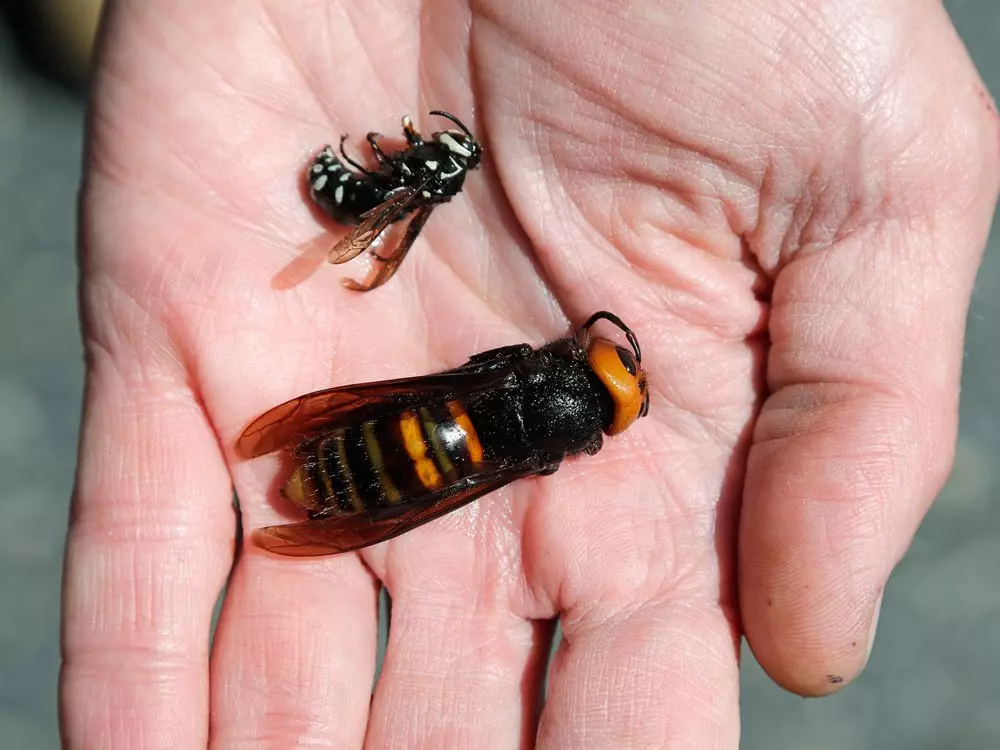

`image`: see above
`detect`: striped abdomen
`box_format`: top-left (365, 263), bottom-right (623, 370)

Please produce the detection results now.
top-left (307, 146), bottom-right (390, 224)
top-left (284, 399), bottom-right (486, 515)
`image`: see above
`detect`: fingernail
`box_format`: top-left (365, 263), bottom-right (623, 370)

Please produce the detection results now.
top-left (864, 591), bottom-right (885, 663)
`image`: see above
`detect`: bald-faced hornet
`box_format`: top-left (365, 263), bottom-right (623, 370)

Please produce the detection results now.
top-left (306, 111), bottom-right (482, 291)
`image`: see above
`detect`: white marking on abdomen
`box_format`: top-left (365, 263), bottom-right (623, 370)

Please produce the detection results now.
top-left (335, 185), bottom-right (344, 204)
top-left (312, 174), bottom-right (328, 191)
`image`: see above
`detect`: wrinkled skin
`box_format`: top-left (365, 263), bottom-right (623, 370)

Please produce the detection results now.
top-left (60, 0), bottom-right (999, 747)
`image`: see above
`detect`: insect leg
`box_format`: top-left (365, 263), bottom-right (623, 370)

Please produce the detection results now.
top-left (371, 202), bottom-right (432, 262)
top-left (341, 205), bottom-right (433, 292)
top-left (339, 134), bottom-right (374, 176)
top-left (401, 115), bottom-right (423, 146)
top-left (327, 185), bottom-right (424, 266)
top-left (366, 132), bottom-right (389, 165)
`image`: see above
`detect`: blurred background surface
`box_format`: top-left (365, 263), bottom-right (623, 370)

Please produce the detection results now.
top-left (0, 1), bottom-right (997, 747)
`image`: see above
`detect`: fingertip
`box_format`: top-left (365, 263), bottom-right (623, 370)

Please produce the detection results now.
top-left (737, 398), bottom-right (899, 694)
top-left (742, 577), bottom-right (884, 697)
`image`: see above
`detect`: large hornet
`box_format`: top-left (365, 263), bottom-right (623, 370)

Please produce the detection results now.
top-left (237, 312), bottom-right (651, 556)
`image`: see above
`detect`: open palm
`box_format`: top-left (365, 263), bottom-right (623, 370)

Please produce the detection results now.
top-left (61, 1), bottom-right (999, 747)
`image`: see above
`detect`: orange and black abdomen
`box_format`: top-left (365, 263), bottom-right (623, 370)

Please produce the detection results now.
top-left (286, 399), bottom-right (488, 515)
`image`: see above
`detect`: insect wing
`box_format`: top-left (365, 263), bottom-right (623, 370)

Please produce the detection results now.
top-left (236, 365), bottom-right (514, 459)
top-left (341, 204), bottom-right (434, 292)
top-left (327, 183), bottom-right (426, 265)
top-left (251, 460), bottom-right (542, 556)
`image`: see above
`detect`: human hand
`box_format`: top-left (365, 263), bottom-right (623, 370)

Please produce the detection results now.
top-left (61, 0), bottom-right (999, 747)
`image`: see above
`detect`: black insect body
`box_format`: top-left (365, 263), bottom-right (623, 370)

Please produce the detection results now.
top-left (306, 110), bottom-right (482, 291)
top-left (237, 311), bottom-right (651, 556)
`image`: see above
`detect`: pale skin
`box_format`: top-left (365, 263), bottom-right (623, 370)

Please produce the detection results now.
top-left (60, 0), bottom-right (999, 747)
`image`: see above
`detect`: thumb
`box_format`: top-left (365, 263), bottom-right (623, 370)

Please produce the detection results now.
top-left (738, 41), bottom-right (1000, 695)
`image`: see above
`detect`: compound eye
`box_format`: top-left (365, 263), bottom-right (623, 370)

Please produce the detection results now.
top-left (615, 346), bottom-right (637, 376)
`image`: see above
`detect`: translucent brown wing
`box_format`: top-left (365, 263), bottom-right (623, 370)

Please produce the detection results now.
top-left (236, 364), bottom-right (517, 459)
top-left (250, 459), bottom-right (544, 556)
top-left (341, 204), bottom-right (433, 292)
top-left (327, 182), bottom-right (428, 265)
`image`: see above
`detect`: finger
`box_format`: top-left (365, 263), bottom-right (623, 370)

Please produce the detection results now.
top-left (740, 24), bottom-right (1000, 693)
top-left (538, 602), bottom-right (740, 748)
top-left (60, 352), bottom-right (234, 748)
top-left (364, 554), bottom-right (552, 748)
top-left (739, 248), bottom-right (981, 694)
top-left (208, 549), bottom-right (379, 748)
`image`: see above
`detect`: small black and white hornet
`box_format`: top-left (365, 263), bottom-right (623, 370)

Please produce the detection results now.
top-left (306, 110), bottom-right (483, 291)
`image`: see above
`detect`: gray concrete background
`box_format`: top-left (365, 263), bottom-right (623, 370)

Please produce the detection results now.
top-left (0, 2), bottom-right (997, 747)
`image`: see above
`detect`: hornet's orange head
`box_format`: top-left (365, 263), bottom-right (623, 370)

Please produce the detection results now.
top-left (579, 311), bottom-right (650, 436)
